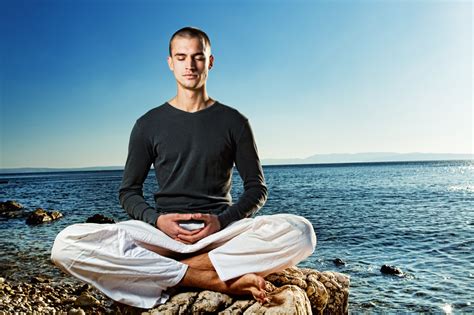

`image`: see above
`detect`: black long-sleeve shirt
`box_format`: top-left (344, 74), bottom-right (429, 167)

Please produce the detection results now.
top-left (118, 101), bottom-right (268, 228)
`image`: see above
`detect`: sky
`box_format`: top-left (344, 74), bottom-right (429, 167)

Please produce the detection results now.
top-left (1, 0), bottom-right (472, 168)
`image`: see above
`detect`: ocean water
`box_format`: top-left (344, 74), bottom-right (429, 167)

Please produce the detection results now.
top-left (0, 160), bottom-right (473, 313)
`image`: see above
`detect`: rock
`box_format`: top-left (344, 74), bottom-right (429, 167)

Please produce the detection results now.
top-left (30, 276), bottom-right (51, 284)
top-left (68, 308), bottom-right (86, 315)
top-left (265, 266), bottom-right (307, 289)
top-left (300, 268), bottom-right (350, 314)
top-left (0, 200), bottom-right (23, 212)
top-left (150, 292), bottom-right (198, 314)
top-left (218, 299), bottom-right (254, 314)
top-left (333, 258), bottom-right (346, 266)
top-left (50, 210), bottom-right (63, 220)
top-left (191, 291), bottom-right (233, 313)
top-left (74, 293), bottom-right (100, 307)
top-left (318, 271), bottom-right (350, 314)
top-left (73, 284), bottom-right (92, 296)
top-left (26, 208), bottom-right (63, 225)
top-left (305, 273), bottom-right (329, 315)
top-left (85, 214), bottom-right (116, 224)
top-left (243, 285), bottom-right (311, 315)
top-left (0, 200), bottom-right (25, 218)
top-left (0, 267), bottom-right (349, 314)
top-left (380, 264), bottom-right (403, 276)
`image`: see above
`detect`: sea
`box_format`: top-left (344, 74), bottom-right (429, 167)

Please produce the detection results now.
top-left (0, 160), bottom-right (473, 313)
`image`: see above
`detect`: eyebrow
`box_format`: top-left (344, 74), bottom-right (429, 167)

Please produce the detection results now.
top-left (174, 52), bottom-right (205, 57)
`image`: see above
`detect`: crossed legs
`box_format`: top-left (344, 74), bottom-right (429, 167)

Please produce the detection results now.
top-left (179, 252), bottom-right (267, 303)
top-left (51, 214), bottom-right (316, 308)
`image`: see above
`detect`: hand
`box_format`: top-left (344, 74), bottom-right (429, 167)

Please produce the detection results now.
top-left (176, 213), bottom-right (221, 244)
top-left (156, 213), bottom-right (204, 242)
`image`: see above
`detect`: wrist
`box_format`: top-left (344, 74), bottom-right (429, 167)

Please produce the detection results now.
top-left (155, 214), bottom-right (163, 229)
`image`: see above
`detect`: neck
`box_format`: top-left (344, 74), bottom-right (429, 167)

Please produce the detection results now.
top-left (169, 88), bottom-right (214, 113)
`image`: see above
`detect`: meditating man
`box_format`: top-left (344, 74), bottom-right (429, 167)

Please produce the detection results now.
top-left (51, 26), bottom-right (316, 309)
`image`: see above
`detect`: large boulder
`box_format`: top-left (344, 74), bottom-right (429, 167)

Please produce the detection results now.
top-left (243, 285), bottom-right (311, 315)
top-left (144, 266), bottom-right (350, 315)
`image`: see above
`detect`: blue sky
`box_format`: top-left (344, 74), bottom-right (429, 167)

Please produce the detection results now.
top-left (1, 0), bottom-right (472, 168)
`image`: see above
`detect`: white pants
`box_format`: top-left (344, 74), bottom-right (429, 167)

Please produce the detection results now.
top-left (51, 214), bottom-right (316, 308)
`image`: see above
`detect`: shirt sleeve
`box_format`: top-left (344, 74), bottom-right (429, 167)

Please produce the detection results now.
top-left (118, 120), bottom-right (159, 226)
top-left (217, 119), bottom-right (268, 228)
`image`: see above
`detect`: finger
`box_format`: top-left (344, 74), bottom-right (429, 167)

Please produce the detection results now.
top-left (193, 213), bottom-right (214, 223)
top-left (173, 213), bottom-right (194, 221)
top-left (178, 229), bottom-right (207, 243)
top-left (176, 225), bottom-right (202, 235)
top-left (177, 234), bottom-right (196, 244)
top-left (176, 227), bottom-right (203, 236)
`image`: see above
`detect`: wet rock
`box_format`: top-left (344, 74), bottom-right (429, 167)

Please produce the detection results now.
top-left (380, 264), bottom-right (403, 276)
top-left (333, 258), bottom-right (346, 266)
top-left (0, 200), bottom-right (25, 218)
top-left (86, 214), bottom-right (116, 224)
top-left (244, 285), bottom-right (311, 315)
top-left (50, 211), bottom-right (63, 220)
top-left (26, 208), bottom-right (63, 225)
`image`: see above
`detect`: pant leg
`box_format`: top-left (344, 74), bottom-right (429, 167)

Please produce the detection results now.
top-left (208, 214), bottom-right (317, 281)
top-left (50, 221), bottom-right (188, 309)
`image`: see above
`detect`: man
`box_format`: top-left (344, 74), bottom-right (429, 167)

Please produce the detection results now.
top-left (51, 26), bottom-right (316, 309)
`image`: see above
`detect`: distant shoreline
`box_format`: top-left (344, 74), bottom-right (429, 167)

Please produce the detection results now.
top-left (0, 158), bottom-right (472, 176)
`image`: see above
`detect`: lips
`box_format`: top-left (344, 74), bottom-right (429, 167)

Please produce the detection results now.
top-left (184, 75), bottom-right (197, 79)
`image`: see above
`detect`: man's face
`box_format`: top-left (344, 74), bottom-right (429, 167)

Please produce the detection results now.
top-left (167, 36), bottom-right (214, 91)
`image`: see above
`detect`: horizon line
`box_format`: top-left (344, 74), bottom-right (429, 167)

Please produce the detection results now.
top-left (1, 158), bottom-right (472, 175)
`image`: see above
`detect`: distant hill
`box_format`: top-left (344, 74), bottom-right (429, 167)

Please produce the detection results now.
top-left (1, 152), bottom-right (472, 174)
top-left (261, 152), bottom-right (473, 165)
top-left (0, 166), bottom-right (123, 174)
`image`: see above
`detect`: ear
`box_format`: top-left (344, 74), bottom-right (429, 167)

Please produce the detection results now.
top-left (208, 54), bottom-right (214, 70)
top-left (167, 56), bottom-right (174, 71)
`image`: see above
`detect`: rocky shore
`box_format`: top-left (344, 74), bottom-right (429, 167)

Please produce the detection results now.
top-left (0, 267), bottom-right (349, 314)
top-left (1, 201), bottom-right (350, 314)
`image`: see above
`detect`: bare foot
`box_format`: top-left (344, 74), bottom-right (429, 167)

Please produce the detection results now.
top-left (179, 268), bottom-right (268, 304)
top-left (226, 274), bottom-right (268, 303)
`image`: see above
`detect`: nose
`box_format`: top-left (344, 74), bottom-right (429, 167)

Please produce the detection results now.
top-left (185, 57), bottom-right (196, 70)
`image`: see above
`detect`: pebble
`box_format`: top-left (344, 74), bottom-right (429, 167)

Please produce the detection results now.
top-left (0, 278), bottom-right (113, 314)
top-left (74, 293), bottom-right (100, 307)
top-left (68, 308), bottom-right (86, 315)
